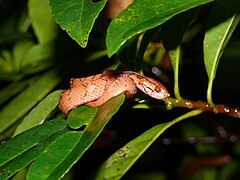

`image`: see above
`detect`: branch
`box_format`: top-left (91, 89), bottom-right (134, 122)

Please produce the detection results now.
top-left (166, 97), bottom-right (240, 118)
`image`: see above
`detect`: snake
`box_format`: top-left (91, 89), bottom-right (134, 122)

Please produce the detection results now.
top-left (59, 70), bottom-right (169, 115)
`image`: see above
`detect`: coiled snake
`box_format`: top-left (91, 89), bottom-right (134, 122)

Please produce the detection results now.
top-left (59, 70), bottom-right (169, 115)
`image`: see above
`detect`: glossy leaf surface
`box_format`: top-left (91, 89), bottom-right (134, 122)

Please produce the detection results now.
top-left (13, 90), bottom-right (63, 136)
top-left (49, 0), bottom-right (107, 47)
top-left (0, 68), bottom-right (61, 133)
top-left (28, 0), bottom-right (58, 43)
top-left (0, 119), bottom-right (68, 179)
top-left (106, 0), bottom-right (214, 57)
top-left (26, 94), bottom-right (125, 179)
top-left (94, 110), bottom-right (203, 179)
top-left (203, 0), bottom-right (240, 104)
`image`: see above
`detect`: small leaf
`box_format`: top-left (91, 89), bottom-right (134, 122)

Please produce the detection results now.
top-left (26, 94), bottom-right (125, 179)
top-left (13, 90), bottom-right (63, 136)
top-left (0, 119), bottom-right (68, 179)
top-left (106, 0), bottom-right (214, 57)
top-left (0, 68), bottom-right (61, 133)
top-left (203, 0), bottom-right (240, 105)
top-left (49, 0), bottom-right (107, 47)
top-left (28, 0), bottom-right (58, 43)
top-left (94, 110), bottom-right (203, 179)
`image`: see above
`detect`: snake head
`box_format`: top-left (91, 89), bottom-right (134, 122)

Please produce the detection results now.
top-left (136, 77), bottom-right (170, 100)
top-left (153, 84), bottom-right (170, 100)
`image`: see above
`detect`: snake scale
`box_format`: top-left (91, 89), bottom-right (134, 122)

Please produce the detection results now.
top-left (59, 70), bottom-right (169, 115)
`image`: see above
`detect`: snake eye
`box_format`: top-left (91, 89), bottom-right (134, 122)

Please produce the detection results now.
top-left (155, 86), bottom-right (162, 92)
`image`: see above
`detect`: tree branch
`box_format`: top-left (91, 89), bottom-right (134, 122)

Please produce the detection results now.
top-left (166, 97), bottom-right (240, 118)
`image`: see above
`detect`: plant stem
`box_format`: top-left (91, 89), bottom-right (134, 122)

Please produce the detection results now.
top-left (165, 97), bottom-right (240, 118)
top-left (207, 80), bottom-right (214, 106)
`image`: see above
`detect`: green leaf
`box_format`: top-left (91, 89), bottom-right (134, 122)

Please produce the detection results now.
top-left (203, 0), bottom-right (240, 105)
top-left (13, 40), bottom-right (55, 75)
top-left (106, 0), bottom-right (214, 57)
top-left (161, 10), bottom-right (196, 100)
top-left (13, 90), bottom-right (63, 136)
top-left (0, 79), bottom-right (29, 106)
top-left (135, 27), bottom-right (160, 71)
top-left (94, 110), bottom-right (203, 179)
top-left (168, 46), bottom-right (182, 99)
top-left (26, 94), bottom-right (125, 179)
top-left (67, 105), bottom-right (98, 129)
top-left (28, 0), bottom-right (58, 44)
top-left (49, 0), bottom-right (107, 47)
top-left (20, 41), bottom-right (55, 74)
top-left (117, 36), bottom-right (139, 70)
top-left (12, 39), bottom-right (34, 71)
top-left (0, 119), bottom-right (68, 179)
top-left (26, 131), bottom-right (83, 180)
top-left (220, 160), bottom-right (240, 180)
top-left (0, 68), bottom-right (61, 133)
top-left (0, 50), bottom-right (15, 74)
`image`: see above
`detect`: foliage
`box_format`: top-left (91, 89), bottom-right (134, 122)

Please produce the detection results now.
top-left (0, 0), bottom-right (240, 179)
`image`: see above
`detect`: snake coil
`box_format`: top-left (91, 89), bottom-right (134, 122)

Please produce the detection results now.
top-left (59, 70), bottom-right (169, 115)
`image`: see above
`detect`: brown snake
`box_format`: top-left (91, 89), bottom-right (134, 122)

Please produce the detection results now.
top-left (59, 70), bottom-right (169, 115)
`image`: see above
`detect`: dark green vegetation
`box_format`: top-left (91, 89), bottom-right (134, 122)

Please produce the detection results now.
top-left (0, 0), bottom-right (240, 179)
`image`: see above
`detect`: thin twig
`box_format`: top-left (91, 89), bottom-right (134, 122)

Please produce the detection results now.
top-left (166, 97), bottom-right (240, 118)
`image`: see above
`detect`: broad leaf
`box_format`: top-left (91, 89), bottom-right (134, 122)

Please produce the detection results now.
top-left (13, 40), bottom-right (34, 71)
top-left (49, 0), bottom-right (107, 47)
top-left (0, 79), bottom-right (29, 106)
top-left (26, 131), bottom-right (83, 180)
top-left (28, 0), bottom-right (58, 44)
top-left (0, 119), bottom-right (68, 179)
top-left (0, 68), bottom-right (61, 133)
top-left (94, 110), bottom-right (203, 179)
top-left (26, 94), bottom-right (125, 179)
top-left (13, 90), bottom-right (63, 136)
top-left (107, 0), bottom-right (214, 57)
top-left (20, 41), bottom-right (55, 74)
top-left (203, 0), bottom-right (240, 105)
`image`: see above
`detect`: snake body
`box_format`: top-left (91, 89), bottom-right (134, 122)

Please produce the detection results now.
top-left (59, 70), bottom-right (169, 115)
